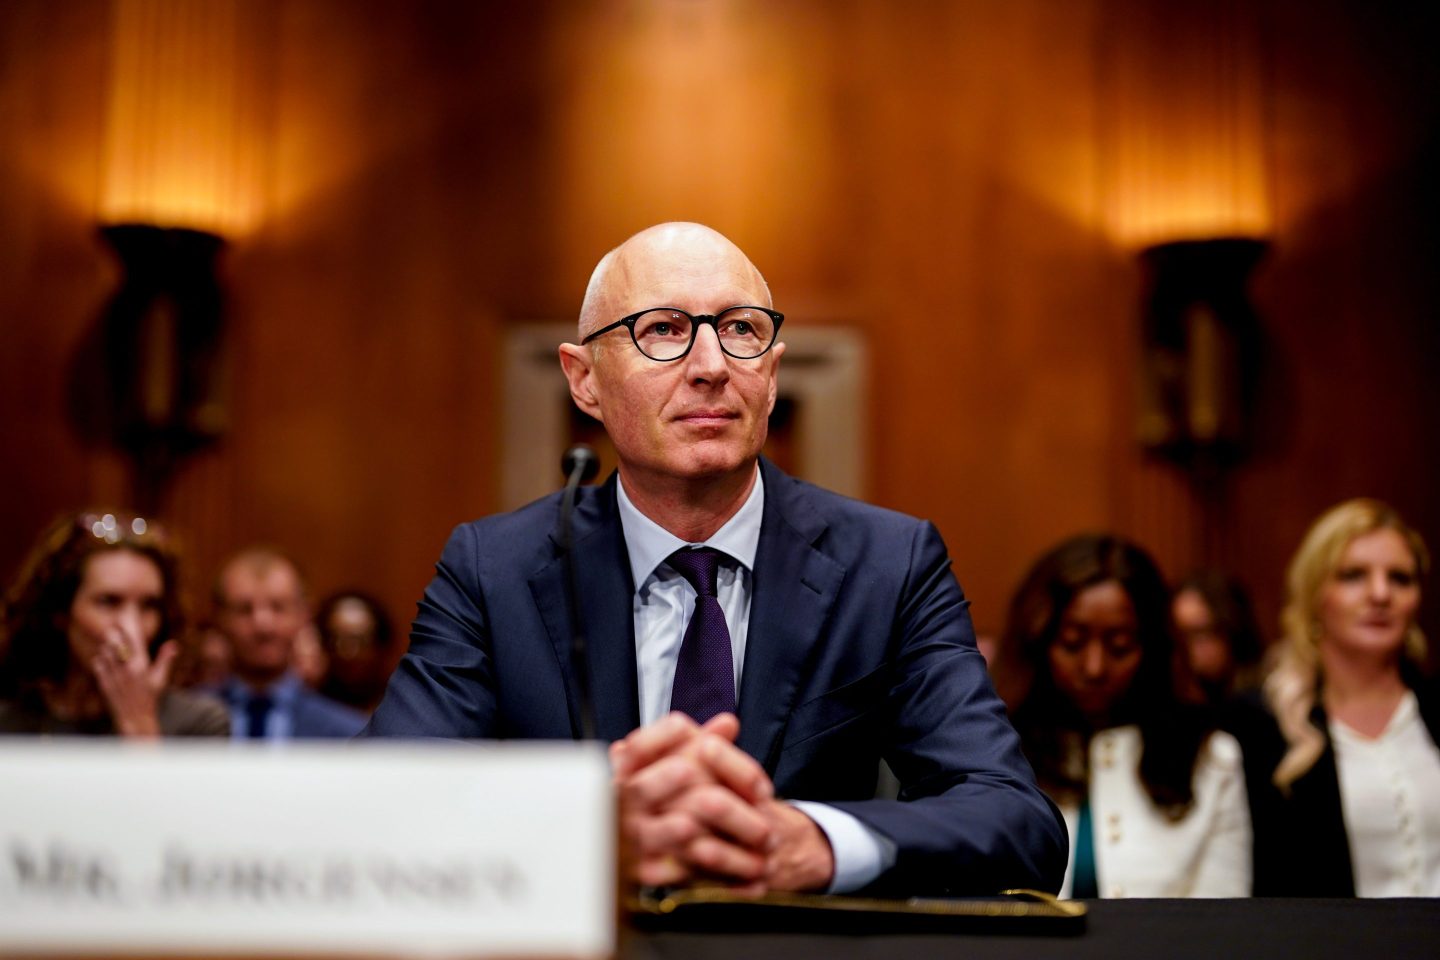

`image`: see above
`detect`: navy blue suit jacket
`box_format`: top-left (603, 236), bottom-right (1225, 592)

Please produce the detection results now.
top-left (365, 459), bottom-right (1066, 895)
top-left (290, 686), bottom-right (368, 739)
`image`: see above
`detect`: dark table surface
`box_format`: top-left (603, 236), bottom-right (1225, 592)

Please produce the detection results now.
top-left (622, 897), bottom-right (1440, 960)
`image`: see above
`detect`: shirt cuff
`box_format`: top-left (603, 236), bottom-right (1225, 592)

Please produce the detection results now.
top-left (789, 801), bottom-right (897, 894)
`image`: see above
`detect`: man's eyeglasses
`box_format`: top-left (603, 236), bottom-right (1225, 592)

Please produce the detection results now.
top-left (580, 306), bottom-right (784, 362)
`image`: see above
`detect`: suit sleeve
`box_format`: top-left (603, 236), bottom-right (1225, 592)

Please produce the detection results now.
top-left (827, 521), bottom-right (1069, 896)
top-left (361, 524), bottom-right (497, 738)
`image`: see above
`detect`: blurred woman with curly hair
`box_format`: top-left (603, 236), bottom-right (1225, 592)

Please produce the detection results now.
top-left (0, 511), bottom-right (228, 737)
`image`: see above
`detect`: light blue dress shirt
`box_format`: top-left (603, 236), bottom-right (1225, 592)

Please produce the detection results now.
top-left (616, 467), bottom-right (896, 892)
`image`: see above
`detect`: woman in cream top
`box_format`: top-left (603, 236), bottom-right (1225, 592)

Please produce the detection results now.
top-left (1063, 723), bottom-right (1249, 897)
top-left (996, 534), bottom-right (1251, 898)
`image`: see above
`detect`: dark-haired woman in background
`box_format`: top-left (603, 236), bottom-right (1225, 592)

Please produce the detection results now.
top-left (313, 590), bottom-right (398, 714)
top-left (998, 534), bottom-right (1250, 898)
top-left (0, 512), bottom-right (228, 737)
top-left (1257, 498), bottom-right (1438, 896)
top-left (1173, 569), bottom-right (1265, 704)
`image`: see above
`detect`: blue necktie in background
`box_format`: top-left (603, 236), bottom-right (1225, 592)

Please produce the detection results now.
top-left (245, 695), bottom-right (272, 739)
top-left (666, 547), bottom-right (735, 724)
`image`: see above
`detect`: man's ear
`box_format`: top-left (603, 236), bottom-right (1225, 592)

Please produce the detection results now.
top-left (558, 343), bottom-right (604, 422)
top-left (764, 340), bottom-right (785, 415)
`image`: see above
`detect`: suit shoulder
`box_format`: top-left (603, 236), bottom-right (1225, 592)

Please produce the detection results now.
top-left (295, 689), bottom-right (367, 737)
top-left (436, 490), bottom-right (574, 576)
top-left (447, 478), bottom-right (619, 545)
top-left (771, 469), bottom-right (931, 534)
top-left (451, 489), bottom-right (565, 540)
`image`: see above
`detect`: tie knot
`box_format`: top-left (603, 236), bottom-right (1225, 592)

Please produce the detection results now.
top-left (667, 547), bottom-right (723, 598)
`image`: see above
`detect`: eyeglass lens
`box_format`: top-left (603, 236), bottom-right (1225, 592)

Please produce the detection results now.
top-left (632, 307), bottom-right (776, 360)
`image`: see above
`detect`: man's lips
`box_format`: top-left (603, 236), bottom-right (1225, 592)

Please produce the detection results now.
top-left (674, 410), bottom-right (739, 425)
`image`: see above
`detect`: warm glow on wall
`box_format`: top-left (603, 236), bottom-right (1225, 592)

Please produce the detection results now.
top-left (99, 0), bottom-right (267, 236)
top-left (1099, 0), bottom-right (1272, 248)
top-left (547, 0), bottom-right (834, 273)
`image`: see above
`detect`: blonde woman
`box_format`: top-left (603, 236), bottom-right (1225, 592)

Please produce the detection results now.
top-left (1261, 498), bottom-right (1438, 896)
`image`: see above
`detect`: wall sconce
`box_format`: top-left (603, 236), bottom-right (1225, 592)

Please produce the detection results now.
top-left (95, 224), bottom-right (227, 512)
top-left (1137, 237), bottom-right (1268, 476)
top-left (72, 0), bottom-right (264, 510)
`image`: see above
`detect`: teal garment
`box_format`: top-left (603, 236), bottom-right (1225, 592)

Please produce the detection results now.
top-left (1072, 795), bottom-right (1099, 898)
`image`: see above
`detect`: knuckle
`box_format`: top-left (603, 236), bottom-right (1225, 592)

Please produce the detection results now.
top-left (691, 785), bottom-right (733, 821)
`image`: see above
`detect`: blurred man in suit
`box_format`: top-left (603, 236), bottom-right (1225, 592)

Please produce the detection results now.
top-left (214, 547), bottom-right (365, 740)
top-left (365, 222), bottom-right (1065, 896)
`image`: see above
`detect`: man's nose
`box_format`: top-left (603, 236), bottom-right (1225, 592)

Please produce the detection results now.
top-left (684, 322), bottom-right (730, 381)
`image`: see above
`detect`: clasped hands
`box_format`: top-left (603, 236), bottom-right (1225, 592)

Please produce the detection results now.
top-left (609, 711), bottom-right (835, 895)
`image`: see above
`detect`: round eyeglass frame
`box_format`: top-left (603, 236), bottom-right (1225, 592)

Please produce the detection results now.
top-left (580, 305), bottom-right (784, 361)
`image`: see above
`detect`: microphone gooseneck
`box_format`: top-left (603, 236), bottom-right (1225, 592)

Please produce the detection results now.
top-left (559, 444), bottom-right (599, 740)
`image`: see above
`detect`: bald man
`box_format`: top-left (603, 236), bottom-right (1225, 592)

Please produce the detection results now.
top-left (365, 223), bottom-right (1065, 897)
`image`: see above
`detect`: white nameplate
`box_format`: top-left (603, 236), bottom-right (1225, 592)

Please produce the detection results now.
top-left (0, 739), bottom-right (615, 958)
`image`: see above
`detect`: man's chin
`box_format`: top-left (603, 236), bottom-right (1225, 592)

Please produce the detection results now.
top-left (658, 449), bottom-right (758, 484)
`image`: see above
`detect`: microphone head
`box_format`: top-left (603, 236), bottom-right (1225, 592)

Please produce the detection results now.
top-left (561, 444), bottom-right (600, 484)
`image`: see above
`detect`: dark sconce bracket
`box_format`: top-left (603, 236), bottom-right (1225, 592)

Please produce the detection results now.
top-left (1137, 237), bottom-right (1268, 480)
top-left (89, 223), bottom-right (228, 513)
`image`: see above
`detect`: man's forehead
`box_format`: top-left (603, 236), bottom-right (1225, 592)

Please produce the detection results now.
top-left (608, 226), bottom-right (767, 306)
top-left (224, 561), bottom-right (302, 599)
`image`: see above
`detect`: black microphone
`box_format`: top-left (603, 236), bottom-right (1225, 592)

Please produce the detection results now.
top-left (559, 444), bottom-right (599, 740)
top-left (562, 445), bottom-right (600, 486)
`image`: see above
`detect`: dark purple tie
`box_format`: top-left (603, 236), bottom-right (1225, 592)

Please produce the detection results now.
top-left (667, 547), bottom-right (736, 724)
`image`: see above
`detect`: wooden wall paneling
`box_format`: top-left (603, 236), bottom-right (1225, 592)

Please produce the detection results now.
top-left (0, 1), bottom-right (114, 577)
top-left (2, 0), bottom-right (1437, 661)
top-left (1230, 0), bottom-right (1440, 648)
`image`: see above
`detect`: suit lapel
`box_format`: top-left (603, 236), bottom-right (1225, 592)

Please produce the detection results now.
top-left (529, 473), bottom-right (640, 742)
top-left (735, 460), bottom-right (846, 771)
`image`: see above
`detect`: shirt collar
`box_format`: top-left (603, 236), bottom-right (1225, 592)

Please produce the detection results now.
top-left (617, 464), bottom-right (765, 591)
top-left (224, 670), bottom-right (304, 705)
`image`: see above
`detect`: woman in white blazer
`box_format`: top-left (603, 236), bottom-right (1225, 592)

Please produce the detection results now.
top-left (997, 535), bottom-right (1252, 898)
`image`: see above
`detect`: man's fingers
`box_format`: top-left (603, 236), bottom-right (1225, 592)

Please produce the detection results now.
top-left (759, 801), bottom-right (836, 893)
top-left (682, 833), bottom-right (767, 882)
top-left (628, 831), bottom-right (767, 887)
top-left (681, 783), bottom-right (772, 849)
top-left (699, 711), bottom-right (741, 742)
top-left (612, 712), bottom-right (746, 779)
top-left (634, 854), bottom-right (691, 888)
top-left (616, 716), bottom-right (775, 816)
top-left (611, 712), bottom-right (702, 778)
top-left (624, 783), bottom-right (771, 853)
top-left (620, 751), bottom-right (709, 811)
top-left (692, 731), bottom-right (773, 805)
top-left (622, 809), bottom-right (702, 854)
